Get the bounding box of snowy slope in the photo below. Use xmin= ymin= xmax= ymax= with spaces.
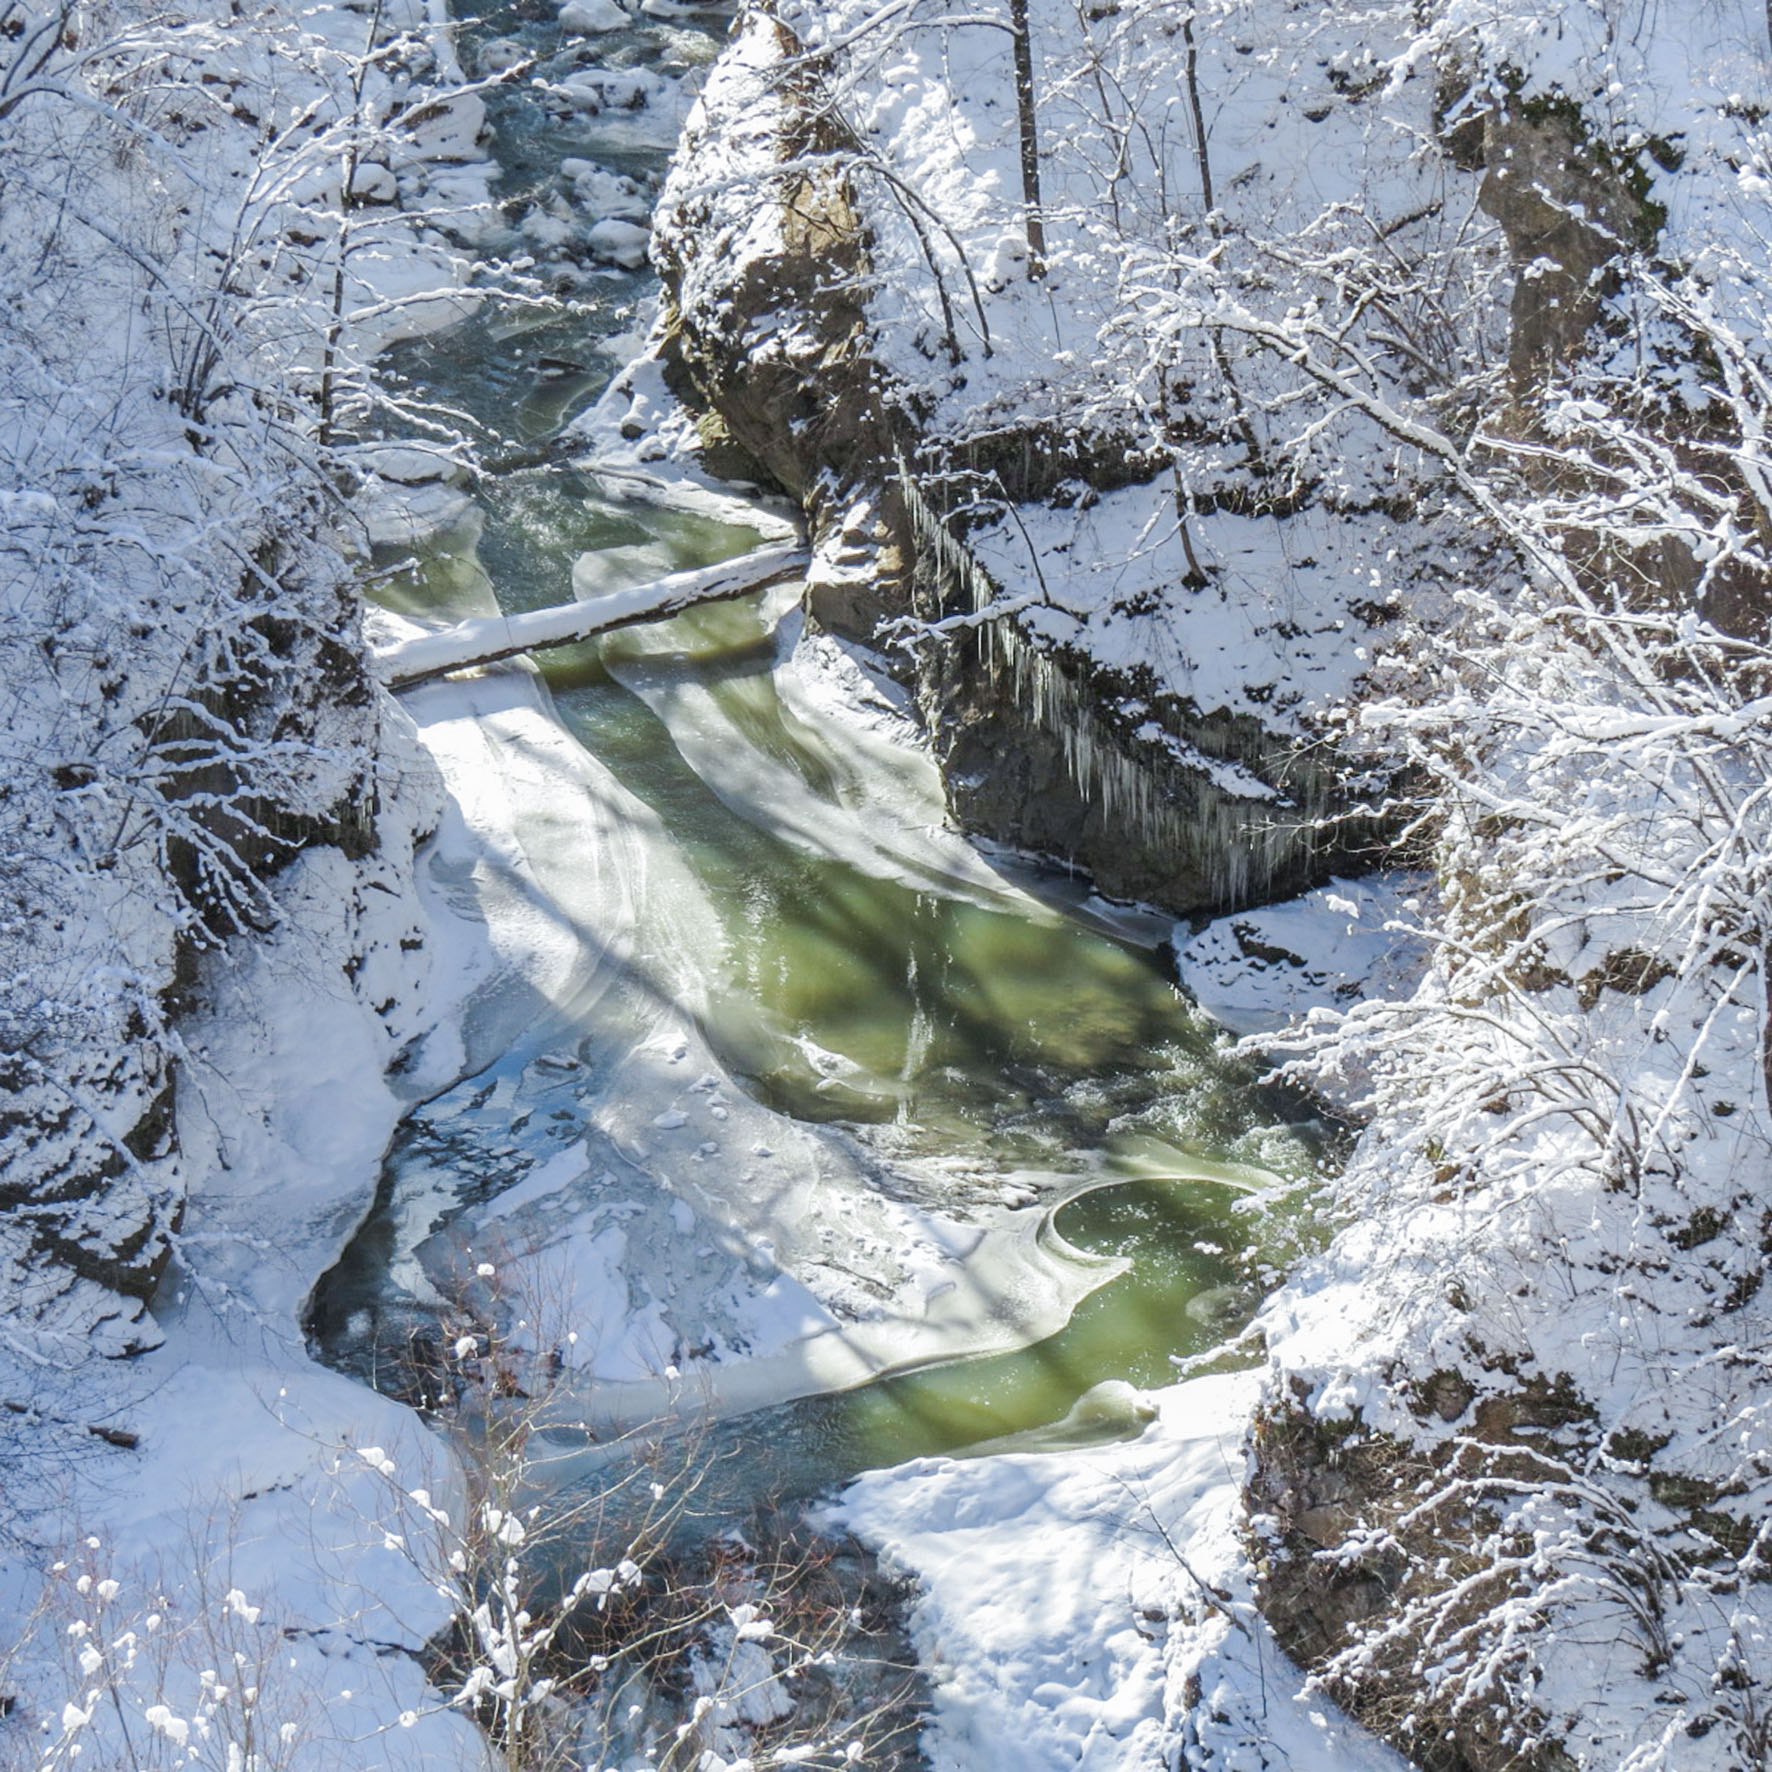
xmin=0 ymin=1 xmax=511 ymax=1762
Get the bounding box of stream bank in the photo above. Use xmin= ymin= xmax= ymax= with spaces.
xmin=637 ymin=6 xmax=1406 ymax=918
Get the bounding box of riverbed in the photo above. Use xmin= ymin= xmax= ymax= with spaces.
xmin=310 ymin=0 xmax=1333 ymax=1750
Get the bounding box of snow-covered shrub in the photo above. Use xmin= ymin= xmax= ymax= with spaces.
xmin=1209 ymin=3 xmax=1772 ymax=1765
xmin=2 ymin=1534 xmax=317 ymax=1772
xmin=356 ymin=1266 xmax=917 ymax=1771
xmin=0 ymin=0 xmax=485 ymax=1366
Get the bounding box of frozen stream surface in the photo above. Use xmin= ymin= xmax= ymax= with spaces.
xmin=312 ymin=0 xmax=1329 ymax=1490
xmin=315 ymin=502 xmax=1326 ymax=1462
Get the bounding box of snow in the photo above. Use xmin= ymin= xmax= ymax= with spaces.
xmin=560 ymin=0 xmax=631 ymax=35
xmin=1 ymin=725 xmax=494 ymax=1769
xmin=650 ymin=0 xmax=1474 ymax=849
xmin=587 ymin=215 xmax=654 ymax=268
xmin=963 ymin=489 xmax=1412 ymax=736
xmin=541 ymin=63 xmax=698 ymax=152
xmin=377 ymin=636 xmax=1121 ymax=1441
xmin=839 ymin=1371 xmax=1412 ymax=1772
xmin=1179 ymin=874 xmax=1431 ymax=1040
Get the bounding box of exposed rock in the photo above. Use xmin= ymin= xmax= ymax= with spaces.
xmin=651 ymin=11 xmax=1388 ymax=916
xmin=1247 ymin=1378 xmax=1593 ymax=1772
xmin=915 ymin=621 xmax=1387 ymax=910
xmin=1473 ymin=98 xmax=1657 ymax=394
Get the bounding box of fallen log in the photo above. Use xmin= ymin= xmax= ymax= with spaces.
xmin=378 ymin=542 xmax=810 ymax=690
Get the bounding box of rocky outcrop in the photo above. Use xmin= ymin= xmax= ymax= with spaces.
xmin=926 ymin=650 xmax=1375 ymax=908
xmin=1247 ymin=1378 xmax=1593 ymax=1772
xmin=1464 ymin=97 xmax=1662 ymax=394
xmin=647 ymin=11 xmax=1386 ymax=917
xmin=650 ymin=16 xmax=921 ymax=638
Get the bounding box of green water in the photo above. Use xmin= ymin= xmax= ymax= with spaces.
xmin=571 ymin=591 xmax=1316 ymax=1180
xmin=527 ymin=1169 xmax=1288 ymax=1544
xmin=803 ymin=1172 xmax=1267 ymax=1464
xmin=330 ymin=465 xmax=1327 ymax=1483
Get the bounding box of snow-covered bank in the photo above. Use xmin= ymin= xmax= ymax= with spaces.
xmin=840 ymin=1371 xmax=1410 ymax=1772
xmin=640 ymin=0 xmax=1772 ymax=1763
xmin=0 ymin=701 xmax=493 ymax=1767
xmin=0 ymin=0 xmax=497 ymax=1348
xmin=646 ymin=0 xmax=1458 ymax=911
xmin=0 ymin=0 xmax=517 ymax=1758
xmin=1177 ymin=875 xmax=1430 ymax=1044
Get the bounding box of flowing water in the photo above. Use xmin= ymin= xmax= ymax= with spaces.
xmin=313 ymin=0 xmax=1331 ymax=1555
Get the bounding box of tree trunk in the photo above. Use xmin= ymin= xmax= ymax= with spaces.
xmin=1009 ymin=0 xmax=1045 ymax=279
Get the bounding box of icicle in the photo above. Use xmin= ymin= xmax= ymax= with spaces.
xmin=893 ymin=453 xmax=1342 ymax=906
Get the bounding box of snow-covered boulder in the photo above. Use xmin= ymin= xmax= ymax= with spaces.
xmin=1177 ymin=874 xmax=1429 ymax=1040
xmin=478 ymin=36 xmax=526 ymax=73
xmin=559 ymin=0 xmax=629 ymax=33
xmin=348 ymin=161 xmax=398 ymax=203
xmin=586 ymin=216 xmax=651 ymax=269
xmin=553 ymin=66 xmax=657 ymax=113
xmin=561 ymin=157 xmax=653 ymax=221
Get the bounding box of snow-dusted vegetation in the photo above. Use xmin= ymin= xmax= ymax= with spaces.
xmin=0 ymin=0 xmax=507 ymax=1760
xmin=8 ymin=0 xmax=1772 ymax=1762
xmin=0 ymin=0 xmax=490 ymax=1360
xmin=645 ymin=0 xmax=1772 ymax=1764
xmin=1241 ymin=9 xmax=1772 ymax=1764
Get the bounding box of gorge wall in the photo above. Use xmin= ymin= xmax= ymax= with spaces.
xmin=640 ymin=4 xmax=1406 ymax=918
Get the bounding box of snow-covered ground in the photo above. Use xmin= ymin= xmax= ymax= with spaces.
xmin=2 ymin=720 xmax=494 ymax=1768
xmin=1178 ymin=874 xmax=1431 ymax=1042
xmin=840 ymin=1371 xmax=1411 ymax=1772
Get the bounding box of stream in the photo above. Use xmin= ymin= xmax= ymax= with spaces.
xmin=308 ymin=0 xmax=1331 ymax=1747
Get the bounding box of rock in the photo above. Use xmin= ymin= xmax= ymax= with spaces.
xmin=348 ymin=162 xmax=398 ymax=204
xmin=561 ymin=158 xmax=653 ymax=221
xmin=559 ymin=0 xmax=628 ymax=32
xmin=1474 ymin=101 xmax=1652 ymax=395
xmin=353 ymin=442 xmax=466 ymax=486
xmin=478 ymin=37 xmax=526 ymax=74
xmin=586 ymin=216 xmax=651 ymax=269
xmin=555 ymin=66 xmax=656 ymax=113
xmin=519 ymin=202 xmax=578 ymax=251
xmin=653 ymin=13 xmax=1391 ymax=915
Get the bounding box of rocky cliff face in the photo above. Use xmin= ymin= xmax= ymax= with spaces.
xmin=645 ymin=7 xmax=1396 ymax=918
xmin=0 ymin=0 xmax=472 ymax=1365
xmin=648 ymin=4 xmax=1772 ymax=1766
